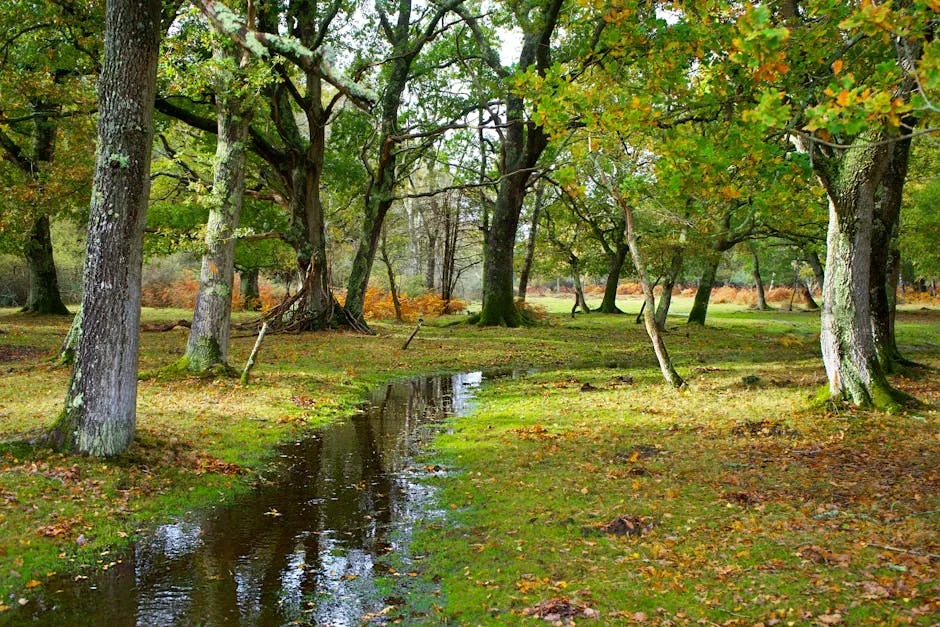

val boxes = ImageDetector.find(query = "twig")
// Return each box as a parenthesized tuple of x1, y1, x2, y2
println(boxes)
(868, 543, 940, 560)
(402, 318, 424, 350)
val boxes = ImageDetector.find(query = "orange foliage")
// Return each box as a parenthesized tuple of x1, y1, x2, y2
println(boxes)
(141, 271, 281, 311)
(361, 287, 467, 321)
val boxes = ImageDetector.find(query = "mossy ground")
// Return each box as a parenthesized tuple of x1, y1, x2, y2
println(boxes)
(0, 297, 936, 622)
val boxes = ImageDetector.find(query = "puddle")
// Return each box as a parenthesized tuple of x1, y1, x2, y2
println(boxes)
(12, 372, 483, 625)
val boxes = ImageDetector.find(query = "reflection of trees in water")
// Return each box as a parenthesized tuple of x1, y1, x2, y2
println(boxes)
(23, 374, 474, 626)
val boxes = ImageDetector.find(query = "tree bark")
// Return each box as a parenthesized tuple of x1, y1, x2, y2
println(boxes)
(517, 188, 543, 300)
(687, 255, 720, 325)
(597, 243, 628, 314)
(23, 215, 69, 314)
(182, 43, 251, 372)
(815, 132, 902, 408)
(380, 227, 403, 322)
(655, 246, 683, 331)
(621, 201, 683, 387)
(52, 0, 162, 456)
(750, 246, 770, 311)
(870, 132, 912, 371)
(805, 249, 825, 295)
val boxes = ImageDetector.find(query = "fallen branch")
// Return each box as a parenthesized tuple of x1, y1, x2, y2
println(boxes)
(241, 322, 268, 385)
(402, 318, 424, 350)
(868, 543, 940, 560)
(141, 319, 191, 332)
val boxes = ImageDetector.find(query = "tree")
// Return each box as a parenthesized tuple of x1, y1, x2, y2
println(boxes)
(0, 0, 100, 314)
(51, 0, 163, 456)
(458, 0, 567, 326)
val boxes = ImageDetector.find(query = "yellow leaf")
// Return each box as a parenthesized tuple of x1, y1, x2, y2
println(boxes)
(832, 59, 844, 74)
(836, 90, 851, 106)
(24, 580, 41, 589)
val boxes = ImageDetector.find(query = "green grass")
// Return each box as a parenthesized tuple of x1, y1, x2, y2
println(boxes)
(0, 300, 937, 622)
(406, 304, 939, 625)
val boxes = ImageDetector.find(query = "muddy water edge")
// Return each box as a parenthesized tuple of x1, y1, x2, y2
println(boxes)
(10, 372, 484, 625)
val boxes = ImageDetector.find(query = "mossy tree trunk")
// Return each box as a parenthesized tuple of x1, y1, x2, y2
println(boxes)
(182, 42, 251, 372)
(813, 131, 904, 409)
(52, 0, 162, 456)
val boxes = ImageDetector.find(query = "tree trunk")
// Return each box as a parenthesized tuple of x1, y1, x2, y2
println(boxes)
(52, 0, 162, 456)
(816, 133, 903, 409)
(572, 269, 590, 316)
(805, 249, 825, 295)
(479, 172, 526, 326)
(597, 244, 628, 314)
(622, 203, 683, 387)
(871, 132, 912, 371)
(379, 228, 403, 323)
(517, 188, 543, 300)
(19, 99, 69, 315)
(23, 215, 69, 315)
(800, 281, 819, 309)
(751, 246, 769, 311)
(655, 246, 683, 331)
(182, 46, 250, 372)
(687, 255, 720, 325)
(240, 269, 261, 311)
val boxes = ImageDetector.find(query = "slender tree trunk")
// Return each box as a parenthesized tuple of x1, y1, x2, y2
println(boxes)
(240, 269, 261, 310)
(23, 215, 69, 314)
(687, 255, 720, 325)
(751, 247, 769, 310)
(182, 46, 250, 372)
(597, 244, 628, 314)
(800, 280, 819, 309)
(572, 269, 590, 315)
(805, 249, 825, 295)
(379, 227, 403, 322)
(51, 0, 162, 456)
(655, 246, 683, 331)
(622, 203, 683, 387)
(517, 188, 543, 300)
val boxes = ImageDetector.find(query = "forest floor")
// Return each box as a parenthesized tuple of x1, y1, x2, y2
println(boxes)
(0, 297, 937, 623)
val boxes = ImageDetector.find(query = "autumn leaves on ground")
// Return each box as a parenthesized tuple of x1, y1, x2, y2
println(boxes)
(0, 299, 938, 623)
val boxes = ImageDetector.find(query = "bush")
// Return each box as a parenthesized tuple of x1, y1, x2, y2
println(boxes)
(361, 287, 468, 321)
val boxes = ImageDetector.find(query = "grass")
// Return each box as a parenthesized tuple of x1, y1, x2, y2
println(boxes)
(0, 297, 937, 623)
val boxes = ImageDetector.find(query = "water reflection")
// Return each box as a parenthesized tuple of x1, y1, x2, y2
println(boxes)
(15, 372, 482, 626)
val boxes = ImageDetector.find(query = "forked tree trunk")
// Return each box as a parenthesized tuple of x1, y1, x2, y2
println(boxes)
(621, 203, 683, 388)
(800, 281, 819, 309)
(52, 0, 162, 456)
(597, 244, 628, 314)
(572, 270, 590, 316)
(687, 255, 720, 325)
(751, 247, 769, 311)
(182, 45, 250, 372)
(23, 215, 69, 315)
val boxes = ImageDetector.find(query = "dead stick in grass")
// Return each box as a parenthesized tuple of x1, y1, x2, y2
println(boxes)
(868, 543, 940, 560)
(402, 318, 423, 350)
(241, 322, 268, 385)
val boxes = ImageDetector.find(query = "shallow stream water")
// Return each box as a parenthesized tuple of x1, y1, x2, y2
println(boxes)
(13, 372, 483, 625)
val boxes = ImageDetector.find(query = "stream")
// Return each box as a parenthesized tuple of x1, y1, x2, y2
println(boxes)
(12, 371, 483, 625)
